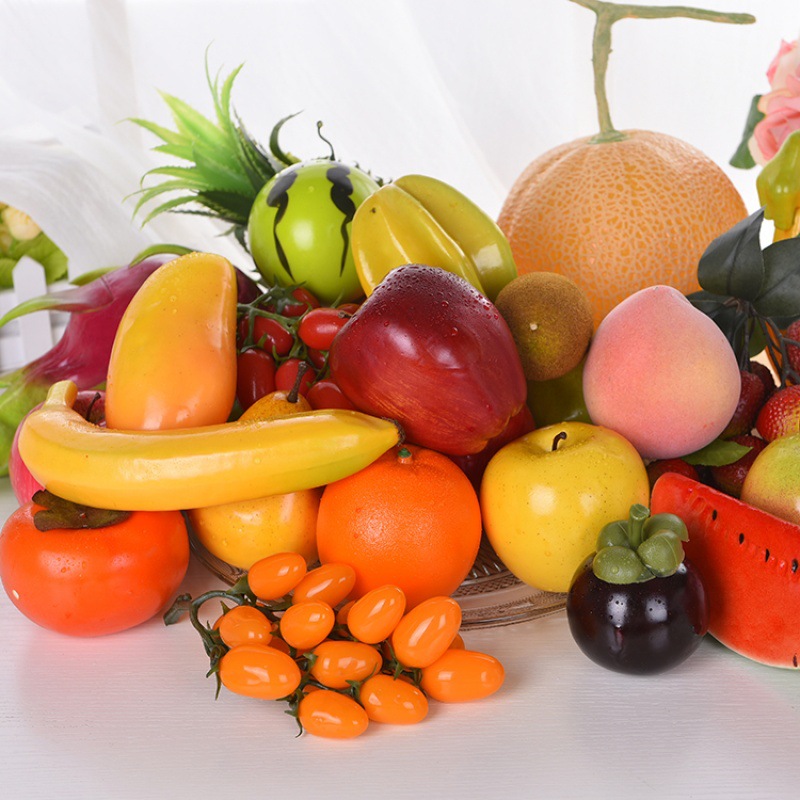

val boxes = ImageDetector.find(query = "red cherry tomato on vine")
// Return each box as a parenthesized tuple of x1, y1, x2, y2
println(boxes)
(275, 357, 316, 396)
(337, 302, 361, 316)
(0, 503, 189, 637)
(307, 379, 358, 411)
(390, 596, 463, 668)
(247, 551, 308, 601)
(420, 649, 505, 703)
(306, 347, 327, 370)
(252, 316, 294, 356)
(283, 287, 321, 317)
(279, 600, 335, 651)
(236, 348, 276, 410)
(346, 584, 407, 644)
(359, 674, 429, 725)
(219, 643, 302, 700)
(298, 307, 351, 351)
(292, 562, 356, 607)
(298, 689, 369, 739)
(309, 640, 383, 689)
(215, 605, 273, 648)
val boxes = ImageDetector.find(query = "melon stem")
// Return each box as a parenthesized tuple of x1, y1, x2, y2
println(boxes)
(568, 0, 755, 144)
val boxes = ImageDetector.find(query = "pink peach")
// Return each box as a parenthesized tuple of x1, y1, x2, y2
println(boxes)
(582, 285, 741, 460)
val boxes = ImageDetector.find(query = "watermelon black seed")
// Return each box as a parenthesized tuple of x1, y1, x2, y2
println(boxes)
(765, 549, 770, 562)
(712, 509, 718, 521)
(792, 560, 798, 573)
(794, 655, 798, 668)
(739, 533, 745, 545)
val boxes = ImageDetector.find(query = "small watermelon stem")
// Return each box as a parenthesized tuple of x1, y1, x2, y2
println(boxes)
(568, 0, 755, 144)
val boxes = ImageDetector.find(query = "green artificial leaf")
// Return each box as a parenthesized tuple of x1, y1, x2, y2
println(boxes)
(687, 290, 767, 361)
(730, 94, 764, 169)
(32, 489, 131, 531)
(697, 207, 765, 300)
(753, 237, 800, 326)
(683, 438, 753, 467)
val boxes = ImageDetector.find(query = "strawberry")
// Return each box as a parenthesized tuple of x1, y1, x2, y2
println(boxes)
(786, 319, 800, 378)
(708, 434, 766, 498)
(755, 384, 800, 442)
(720, 369, 766, 438)
(645, 458, 700, 492)
(748, 360, 776, 399)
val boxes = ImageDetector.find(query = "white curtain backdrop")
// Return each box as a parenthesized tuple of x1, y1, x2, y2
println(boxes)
(0, 0, 797, 365)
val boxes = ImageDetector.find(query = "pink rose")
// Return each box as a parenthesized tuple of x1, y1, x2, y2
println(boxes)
(750, 39, 800, 165)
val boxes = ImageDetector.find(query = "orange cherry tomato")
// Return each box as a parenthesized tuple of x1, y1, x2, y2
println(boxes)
(450, 632, 466, 650)
(219, 643, 302, 700)
(0, 503, 189, 637)
(247, 552, 308, 601)
(309, 640, 383, 689)
(420, 649, 505, 703)
(390, 596, 462, 668)
(292, 562, 356, 607)
(298, 689, 369, 739)
(279, 600, 335, 651)
(336, 600, 355, 626)
(215, 605, 273, 648)
(347, 584, 407, 644)
(359, 674, 429, 725)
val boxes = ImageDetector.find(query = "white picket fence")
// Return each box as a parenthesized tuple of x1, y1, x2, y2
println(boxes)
(0, 257, 68, 374)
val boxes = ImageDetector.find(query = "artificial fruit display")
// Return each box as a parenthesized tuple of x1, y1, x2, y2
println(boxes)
(329, 264, 527, 456)
(480, 421, 650, 593)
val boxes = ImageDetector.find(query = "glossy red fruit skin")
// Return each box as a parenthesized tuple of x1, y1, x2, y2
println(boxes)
(328, 265, 527, 456)
(786, 320, 800, 377)
(748, 360, 776, 400)
(449, 404, 535, 489)
(709, 434, 767, 498)
(650, 472, 800, 669)
(645, 458, 700, 493)
(755, 385, 800, 442)
(721, 370, 766, 438)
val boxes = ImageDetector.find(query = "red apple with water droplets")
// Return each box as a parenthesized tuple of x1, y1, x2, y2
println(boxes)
(329, 264, 527, 456)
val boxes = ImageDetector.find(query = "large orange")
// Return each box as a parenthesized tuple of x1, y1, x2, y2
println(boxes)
(498, 129, 748, 328)
(315, 444, 482, 608)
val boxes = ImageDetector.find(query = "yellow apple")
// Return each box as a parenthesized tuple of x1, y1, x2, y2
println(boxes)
(480, 422, 650, 593)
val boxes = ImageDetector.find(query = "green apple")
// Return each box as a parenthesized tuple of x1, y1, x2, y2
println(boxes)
(740, 433, 800, 525)
(480, 422, 650, 593)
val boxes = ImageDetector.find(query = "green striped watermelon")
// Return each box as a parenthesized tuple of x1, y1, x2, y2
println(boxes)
(650, 472, 800, 669)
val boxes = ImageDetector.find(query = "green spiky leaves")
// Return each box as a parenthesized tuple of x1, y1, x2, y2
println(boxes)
(130, 59, 299, 247)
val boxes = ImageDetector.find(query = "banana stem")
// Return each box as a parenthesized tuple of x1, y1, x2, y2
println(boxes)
(568, 0, 756, 143)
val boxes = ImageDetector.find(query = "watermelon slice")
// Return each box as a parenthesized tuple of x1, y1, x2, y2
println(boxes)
(650, 472, 800, 669)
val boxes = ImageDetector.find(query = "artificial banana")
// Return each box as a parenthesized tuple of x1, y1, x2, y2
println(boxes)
(351, 174, 518, 301)
(19, 381, 401, 512)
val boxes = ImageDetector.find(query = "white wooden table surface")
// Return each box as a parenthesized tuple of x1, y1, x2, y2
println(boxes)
(1, 480, 798, 800)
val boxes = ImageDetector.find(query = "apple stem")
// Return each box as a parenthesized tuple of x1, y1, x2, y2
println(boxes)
(552, 431, 568, 451)
(287, 361, 309, 403)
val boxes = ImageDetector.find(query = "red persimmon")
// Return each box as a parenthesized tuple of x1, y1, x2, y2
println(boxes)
(0, 502, 189, 637)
